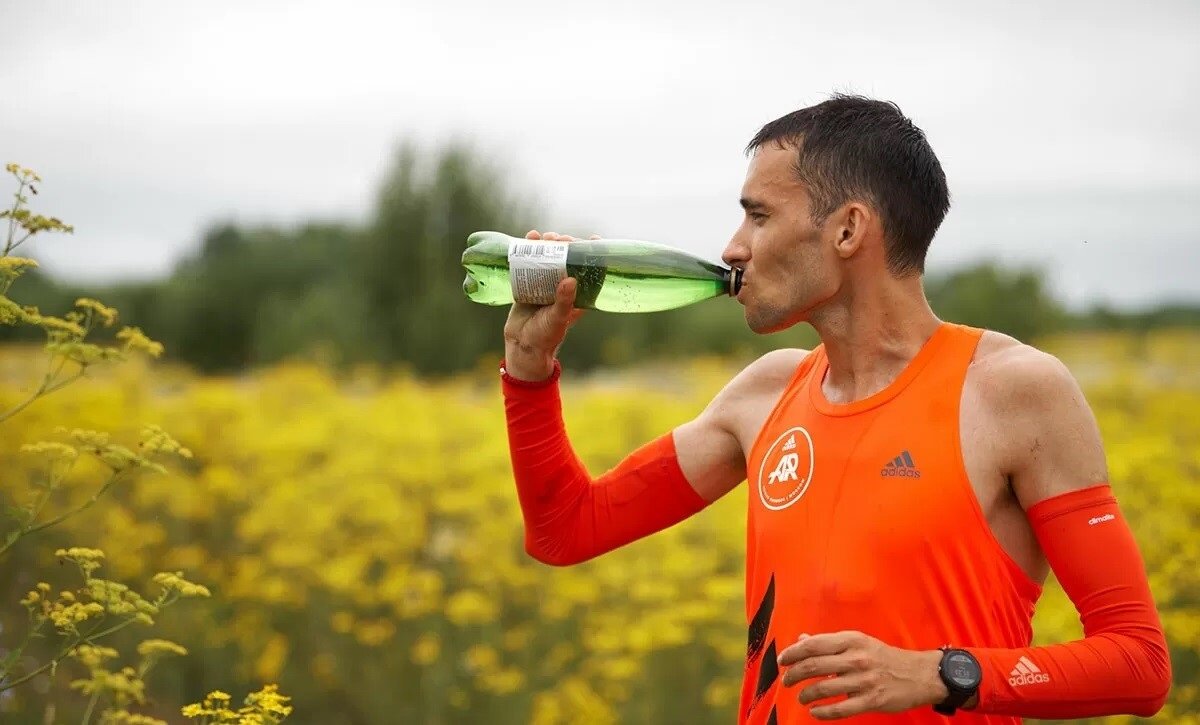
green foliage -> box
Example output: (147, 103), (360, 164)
(1, 163), (290, 724)
(924, 262), (1068, 343)
(1, 147), (1195, 379)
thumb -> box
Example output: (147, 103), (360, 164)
(551, 277), (577, 321)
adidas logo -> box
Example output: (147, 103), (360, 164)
(881, 450), (921, 479)
(1009, 656), (1050, 686)
(782, 435), (797, 452)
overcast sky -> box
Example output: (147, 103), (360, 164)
(2, 0), (1197, 308)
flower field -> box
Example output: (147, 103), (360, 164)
(1, 330), (1197, 724)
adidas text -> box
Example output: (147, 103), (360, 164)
(1009, 656), (1050, 686)
(1009, 672), (1050, 686)
(881, 467), (921, 479)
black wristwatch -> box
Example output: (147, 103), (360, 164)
(933, 647), (981, 716)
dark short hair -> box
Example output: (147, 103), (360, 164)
(746, 94), (950, 275)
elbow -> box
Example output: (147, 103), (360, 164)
(524, 539), (586, 567)
(1128, 636), (1173, 718)
(1128, 685), (1170, 719)
(1133, 668), (1172, 718)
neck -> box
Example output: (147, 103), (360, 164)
(807, 275), (942, 405)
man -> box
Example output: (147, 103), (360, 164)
(498, 94), (1170, 723)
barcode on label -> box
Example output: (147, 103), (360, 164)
(508, 240), (569, 304)
(512, 243), (565, 257)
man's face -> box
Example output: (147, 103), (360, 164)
(722, 144), (842, 334)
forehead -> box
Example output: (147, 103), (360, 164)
(742, 144), (806, 201)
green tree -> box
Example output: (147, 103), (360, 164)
(926, 261), (1067, 342)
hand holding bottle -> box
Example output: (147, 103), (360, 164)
(502, 230), (596, 382)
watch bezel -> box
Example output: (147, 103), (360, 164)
(934, 647), (981, 716)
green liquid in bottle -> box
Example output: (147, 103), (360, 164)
(462, 231), (741, 313)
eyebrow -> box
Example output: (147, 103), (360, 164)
(740, 197), (768, 212)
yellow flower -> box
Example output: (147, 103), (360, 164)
(116, 326), (164, 358)
(20, 440), (78, 462)
(137, 639), (188, 657)
(74, 297), (119, 326)
(444, 590), (497, 626)
(411, 633), (440, 665)
(152, 571), (211, 598)
(140, 424), (193, 458)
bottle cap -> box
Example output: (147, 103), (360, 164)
(726, 267), (744, 297)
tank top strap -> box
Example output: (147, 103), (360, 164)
(911, 322), (985, 395)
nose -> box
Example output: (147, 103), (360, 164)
(722, 231), (750, 269)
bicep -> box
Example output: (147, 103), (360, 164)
(670, 348), (806, 504)
(1007, 354), (1110, 510)
(672, 411), (746, 503)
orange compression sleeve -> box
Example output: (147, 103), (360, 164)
(965, 484), (1172, 718)
(501, 360), (710, 566)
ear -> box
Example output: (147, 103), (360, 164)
(831, 202), (872, 260)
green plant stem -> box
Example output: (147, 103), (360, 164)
(0, 616), (140, 693)
(23, 471), (123, 537)
(0, 471), (123, 557)
(0, 363), (84, 424)
(3, 177), (24, 255)
(81, 688), (101, 725)
(0, 617), (44, 682)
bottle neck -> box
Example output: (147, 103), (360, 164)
(724, 267), (744, 297)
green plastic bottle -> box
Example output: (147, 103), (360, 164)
(461, 231), (742, 313)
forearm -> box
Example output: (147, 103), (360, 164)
(501, 360), (708, 565)
(964, 485), (1171, 718)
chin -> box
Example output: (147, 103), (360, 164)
(744, 307), (799, 335)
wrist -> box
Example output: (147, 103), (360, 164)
(930, 647), (983, 716)
(501, 358), (561, 387)
(502, 349), (558, 383)
(921, 649), (951, 705)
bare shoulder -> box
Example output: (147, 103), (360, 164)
(716, 347), (810, 406)
(966, 331), (1108, 506)
(699, 348), (809, 433)
(739, 347), (811, 389)
(968, 331), (1082, 410)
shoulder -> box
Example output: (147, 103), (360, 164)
(965, 330), (1108, 504)
(701, 347), (810, 420)
(968, 331), (1084, 416)
(728, 347), (812, 396)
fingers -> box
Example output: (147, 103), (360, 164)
(781, 654), (853, 687)
(525, 229), (580, 242)
(809, 688), (876, 721)
(799, 672), (868, 707)
(779, 632), (859, 666)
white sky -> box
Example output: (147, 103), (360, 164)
(2, 0), (1197, 308)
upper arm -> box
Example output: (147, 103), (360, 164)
(672, 348), (806, 503)
(985, 346), (1110, 510)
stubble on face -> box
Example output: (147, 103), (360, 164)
(736, 146), (835, 335)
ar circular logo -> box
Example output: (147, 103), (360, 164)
(757, 426), (815, 511)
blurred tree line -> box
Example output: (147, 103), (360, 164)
(3, 143), (1197, 377)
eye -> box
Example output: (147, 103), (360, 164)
(749, 212), (768, 224)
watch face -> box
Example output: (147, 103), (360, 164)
(944, 651), (981, 689)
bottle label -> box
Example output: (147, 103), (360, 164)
(508, 240), (569, 305)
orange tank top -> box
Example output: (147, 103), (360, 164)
(739, 322), (1042, 724)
